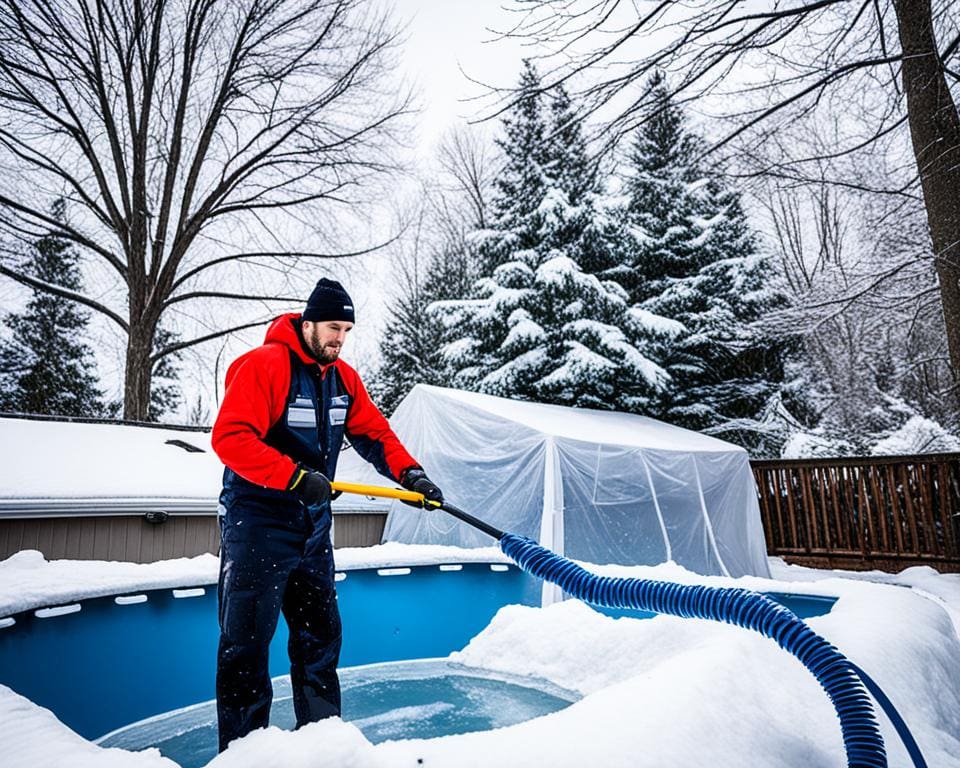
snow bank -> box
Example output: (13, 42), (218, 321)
(768, 556), (960, 636)
(0, 550), (219, 617)
(203, 719), (383, 768)
(1, 685), (177, 768)
(441, 583), (960, 767)
(3, 548), (960, 767)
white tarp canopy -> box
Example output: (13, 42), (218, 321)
(338, 385), (770, 580)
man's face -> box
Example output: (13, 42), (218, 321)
(302, 320), (353, 364)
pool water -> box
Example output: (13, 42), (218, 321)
(97, 660), (579, 767)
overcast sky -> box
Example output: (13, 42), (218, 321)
(325, 1), (534, 380)
(390, 0), (528, 154)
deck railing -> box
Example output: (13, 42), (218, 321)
(751, 453), (960, 572)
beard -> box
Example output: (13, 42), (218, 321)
(304, 328), (341, 364)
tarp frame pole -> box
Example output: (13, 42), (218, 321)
(539, 437), (564, 607)
(692, 455), (731, 577)
(638, 449), (672, 562)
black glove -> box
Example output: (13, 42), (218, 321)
(288, 465), (331, 506)
(400, 467), (443, 508)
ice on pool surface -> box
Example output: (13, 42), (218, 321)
(97, 660), (579, 768)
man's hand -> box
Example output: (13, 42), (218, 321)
(400, 467), (443, 507)
(288, 465), (332, 506)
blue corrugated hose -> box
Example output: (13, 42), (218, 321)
(430, 498), (924, 768)
(495, 530), (927, 768)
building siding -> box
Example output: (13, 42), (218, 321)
(0, 513), (388, 563)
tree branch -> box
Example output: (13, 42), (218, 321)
(162, 290), (302, 308)
(706, 54), (904, 157)
(0, 262), (129, 330)
(170, 237), (402, 291)
(0, 194), (129, 275)
(151, 318), (272, 362)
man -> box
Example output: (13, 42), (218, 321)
(211, 278), (443, 752)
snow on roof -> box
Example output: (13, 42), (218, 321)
(0, 417), (393, 515)
(0, 417), (222, 510)
(411, 385), (742, 452)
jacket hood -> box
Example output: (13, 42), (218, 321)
(264, 313), (325, 367)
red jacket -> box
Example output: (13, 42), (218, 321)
(212, 313), (418, 489)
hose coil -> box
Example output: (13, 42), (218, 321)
(500, 532), (887, 768)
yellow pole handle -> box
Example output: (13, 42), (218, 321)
(330, 480), (441, 508)
(332, 480), (503, 539)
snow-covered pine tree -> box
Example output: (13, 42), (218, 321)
(435, 63), (679, 411)
(623, 73), (791, 440)
(374, 238), (479, 415)
(0, 203), (110, 417)
(372, 126), (496, 415)
(438, 254), (679, 410)
(613, 71), (706, 304)
(546, 84), (627, 278)
(474, 59), (552, 276)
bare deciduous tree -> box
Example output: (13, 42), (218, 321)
(370, 126), (496, 412)
(760, 164), (953, 442)
(0, 0), (411, 419)
(436, 126), (497, 232)
(497, 0), (960, 401)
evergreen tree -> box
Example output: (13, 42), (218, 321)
(441, 253), (679, 410)
(436, 63), (679, 412)
(374, 240), (478, 415)
(623, 73), (791, 440)
(619, 71), (707, 303)
(475, 60), (554, 276)
(545, 86), (594, 206)
(0, 204), (110, 417)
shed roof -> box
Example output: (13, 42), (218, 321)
(0, 417), (220, 515)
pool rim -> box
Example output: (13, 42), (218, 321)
(93, 656), (584, 747)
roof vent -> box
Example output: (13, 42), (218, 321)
(165, 439), (205, 453)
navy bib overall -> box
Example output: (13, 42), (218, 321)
(216, 352), (351, 752)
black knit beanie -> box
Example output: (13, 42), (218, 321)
(302, 278), (355, 323)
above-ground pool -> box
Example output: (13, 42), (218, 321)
(0, 558), (837, 765)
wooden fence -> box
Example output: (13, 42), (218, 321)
(751, 453), (960, 572)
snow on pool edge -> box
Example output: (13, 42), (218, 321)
(210, 578), (960, 768)
(0, 543), (509, 617)
(3, 558), (960, 767)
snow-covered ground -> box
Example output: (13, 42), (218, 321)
(2, 546), (960, 768)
